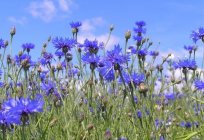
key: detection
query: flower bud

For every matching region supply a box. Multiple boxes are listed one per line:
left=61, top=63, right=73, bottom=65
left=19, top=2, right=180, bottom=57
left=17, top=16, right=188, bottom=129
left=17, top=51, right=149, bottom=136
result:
left=48, top=36, right=51, bottom=42
left=10, top=26, right=16, bottom=36
left=43, top=42, right=47, bottom=48
left=104, top=129, right=112, bottom=139
left=110, top=24, right=114, bottom=31
left=139, top=82, right=148, bottom=94
left=87, top=124, right=94, bottom=131
left=37, top=67, right=42, bottom=73
left=125, top=30, right=131, bottom=40
left=57, top=63, right=63, bottom=71
left=4, top=40, right=9, bottom=47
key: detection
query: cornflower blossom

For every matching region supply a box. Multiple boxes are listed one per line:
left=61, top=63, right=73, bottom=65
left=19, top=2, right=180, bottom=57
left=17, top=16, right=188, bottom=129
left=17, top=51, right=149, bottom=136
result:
left=52, top=37, right=76, bottom=53
left=22, top=43, right=35, bottom=53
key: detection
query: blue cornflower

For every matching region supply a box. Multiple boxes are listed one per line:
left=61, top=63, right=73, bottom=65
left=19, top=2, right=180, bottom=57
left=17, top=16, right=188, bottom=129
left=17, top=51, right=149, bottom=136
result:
left=0, top=39, right=6, bottom=49
left=82, top=53, right=100, bottom=70
left=52, top=37, right=76, bottom=53
left=134, top=95, right=138, bottom=104
left=0, top=110, right=21, bottom=125
left=83, top=39, right=104, bottom=54
left=98, top=61, right=115, bottom=81
left=137, top=49, right=148, bottom=57
left=118, top=137, right=127, bottom=140
left=15, top=54, right=31, bottom=64
left=41, top=81, right=61, bottom=98
left=160, top=136, right=165, bottom=140
left=133, top=21, right=146, bottom=43
left=106, top=44, right=130, bottom=65
left=172, top=59, right=197, bottom=70
left=149, top=51, right=159, bottom=57
left=2, top=95, right=44, bottom=117
left=39, top=70, right=49, bottom=81
left=70, top=21, right=82, bottom=29
left=55, top=51, right=64, bottom=59
left=39, top=52, right=53, bottom=65
left=68, top=68, right=79, bottom=77
left=191, top=27, right=204, bottom=43
left=137, top=110, right=142, bottom=119
left=185, top=122, right=192, bottom=128
left=180, top=121, right=192, bottom=128
left=127, top=46, right=137, bottom=54
left=135, top=21, right=146, bottom=27
left=15, top=54, right=36, bottom=68
left=134, top=27, right=146, bottom=34
left=122, top=72, right=145, bottom=86
left=133, top=35, right=143, bottom=42
left=180, top=121, right=185, bottom=127
left=82, top=53, right=100, bottom=64
left=184, top=45, right=197, bottom=52
left=22, top=43, right=35, bottom=53
left=194, top=80, right=204, bottom=90
left=164, top=93, right=175, bottom=100
left=0, top=82, right=5, bottom=88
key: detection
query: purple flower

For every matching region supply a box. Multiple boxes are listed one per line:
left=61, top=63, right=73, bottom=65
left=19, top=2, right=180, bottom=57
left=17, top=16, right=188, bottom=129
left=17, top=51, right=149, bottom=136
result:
left=70, top=21, right=82, bottom=29
left=0, top=39, right=6, bottom=49
left=133, top=35, right=143, bottom=42
left=0, top=110, right=21, bottom=125
left=55, top=51, right=64, bottom=59
left=164, top=93, right=175, bottom=100
left=191, top=27, right=204, bottom=43
left=83, top=39, right=104, bottom=54
left=39, top=52, right=53, bottom=65
left=82, top=53, right=100, bottom=64
left=15, top=54, right=36, bottom=68
left=2, top=95, right=44, bottom=117
left=185, top=122, right=192, bottom=128
left=135, top=21, right=146, bottom=27
left=41, top=81, right=61, bottom=98
left=134, top=95, right=138, bottom=104
left=133, top=27, right=146, bottom=34
left=118, top=137, right=127, bottom=140
left=172, top=59, right=197, bottom=70
left=22, top=43, right=35, bottom=53
left=106, top=44, right=129, bottom=65
left=137, top=110, right=142, bottom=119
left=68, top=68, right=79, bottom=77
left=52, top=37, right=76, bottom=53
left=127, top=46, right=137, bottom=54
left=194, top=80, right=204, bottom=90
left=149, top=51, right=159, bottom=57
left=137, top=49, right=148, bottom=57
left=98, top=61, right=115, bottom=81
left=184, top=45, right=197, bottom=52
left=122, top=72, right=145, bottom=86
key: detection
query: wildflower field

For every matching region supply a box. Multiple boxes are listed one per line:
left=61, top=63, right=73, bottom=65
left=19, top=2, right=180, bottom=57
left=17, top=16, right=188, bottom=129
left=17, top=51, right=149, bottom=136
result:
left=1, top=21, right=204, bottom=140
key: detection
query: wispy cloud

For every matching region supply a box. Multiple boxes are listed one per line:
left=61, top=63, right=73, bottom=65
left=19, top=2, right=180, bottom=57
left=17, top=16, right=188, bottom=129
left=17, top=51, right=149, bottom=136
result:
left=8, top=16, right=27, bottom=25
left=27, top=0, right=74, bottom=22
left=81, top=17, right=104, bottom=32
left=78, top=17, right=119, bottom=50
left=28, top=0, right=56, bottom=22
left=58, top=0, right=73, bottom=12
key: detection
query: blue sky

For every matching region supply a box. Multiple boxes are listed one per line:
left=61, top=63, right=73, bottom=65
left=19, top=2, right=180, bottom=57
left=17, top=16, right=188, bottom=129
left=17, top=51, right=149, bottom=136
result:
left=1, top=0, right=204, bottom=59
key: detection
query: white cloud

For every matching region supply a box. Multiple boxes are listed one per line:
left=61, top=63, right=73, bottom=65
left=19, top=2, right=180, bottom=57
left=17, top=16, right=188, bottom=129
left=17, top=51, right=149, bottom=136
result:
left=81, top=17, right=104, bottom=32
left=78, top=17, right=119, bottom=50
left=28, top=0, right=56, bottom=22
left=58, top=0, right=73, bottom=12
left=8, top=17, right=27, bottom=25
left=27, top=0, right=74, bottom=22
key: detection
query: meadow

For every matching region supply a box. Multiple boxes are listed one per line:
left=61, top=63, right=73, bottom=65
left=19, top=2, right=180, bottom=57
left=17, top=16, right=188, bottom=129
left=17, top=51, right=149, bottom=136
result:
left=0, top=21, right=204, bottom=140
